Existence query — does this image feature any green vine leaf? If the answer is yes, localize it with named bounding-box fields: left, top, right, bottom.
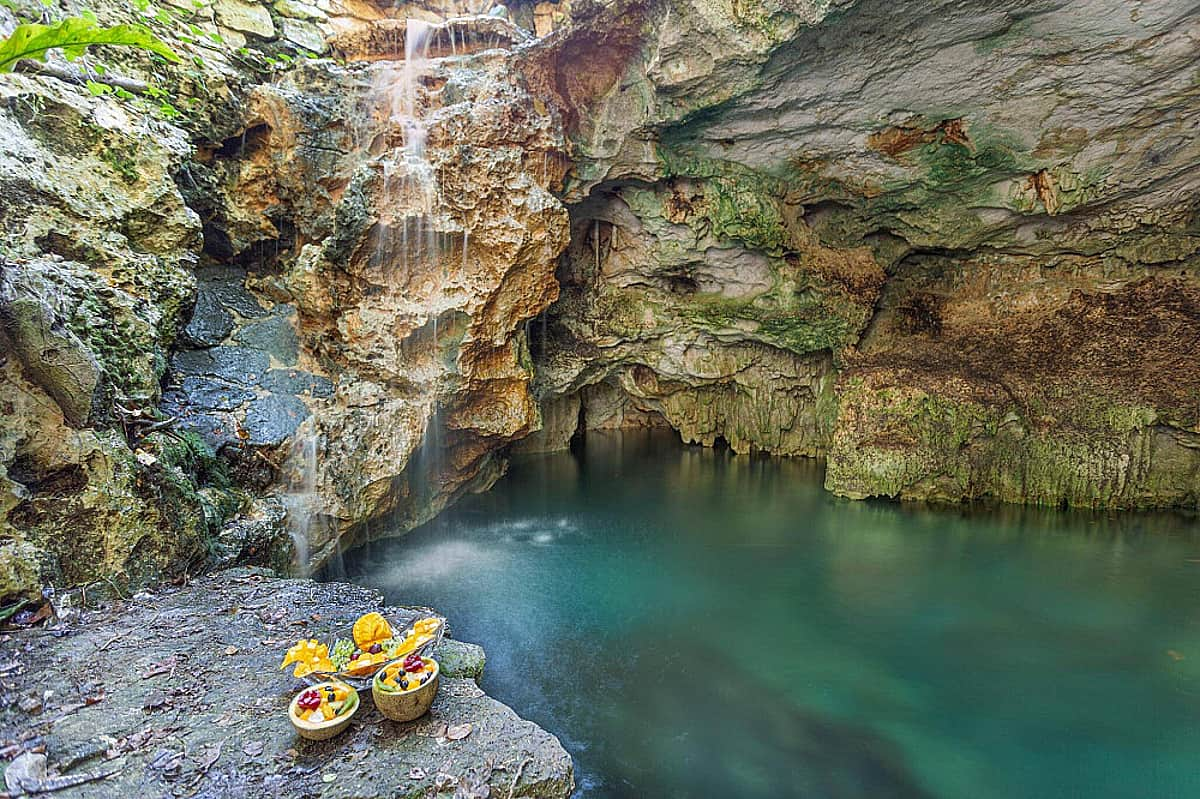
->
left=0, top=16, right=181, bottom=72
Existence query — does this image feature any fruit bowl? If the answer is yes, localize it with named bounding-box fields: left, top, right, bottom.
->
left=283, top=613, right=446, bottom=689
left=372, top=656, right=440, bottom=722
left=288, top=682, right=359, bottom=741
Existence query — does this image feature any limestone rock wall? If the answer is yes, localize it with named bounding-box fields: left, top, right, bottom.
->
left=177, top=50, right=570, bottom=566
left=525, top=0, right=1200, bottom=510
left=0, top=0, right=577, bottom=589
left=4, top=0, right=1200, bottom=600
left=0, top=69, right=239, bottom=599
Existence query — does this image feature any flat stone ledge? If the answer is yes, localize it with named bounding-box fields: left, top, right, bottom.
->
left=0, top=569, right=573, bottom=798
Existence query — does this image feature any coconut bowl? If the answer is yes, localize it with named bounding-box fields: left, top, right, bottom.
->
left=289, top=682, right=360, bottom=741
left=372, top=658, right=440, bottom=722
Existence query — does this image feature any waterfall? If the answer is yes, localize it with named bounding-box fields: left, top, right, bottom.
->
left=281, top=422, right=321, bottom=576
left=369, top=17, right=461, bottom=514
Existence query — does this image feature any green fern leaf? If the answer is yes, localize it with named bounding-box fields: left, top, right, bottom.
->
left=0, top=16, right=180, bottom=73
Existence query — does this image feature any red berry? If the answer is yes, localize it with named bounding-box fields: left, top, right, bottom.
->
left=297, top=689, right=322, bottom=711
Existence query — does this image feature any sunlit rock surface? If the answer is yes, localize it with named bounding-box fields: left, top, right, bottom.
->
left=182, top=37, right=570, bottom=564
left=2, top=0, right=1200, bottom=597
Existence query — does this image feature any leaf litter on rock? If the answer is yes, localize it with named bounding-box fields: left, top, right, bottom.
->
left=455, top=769, right=491, bottom=799
left=139, top=656, right=178, bottom=679
left=142, top=691, right=170, bottom=711
left=195, top=742, right=223, bottom=771
left=4, top=752, right=118, bottom=795
left=445, top=723, right=473, bottom=741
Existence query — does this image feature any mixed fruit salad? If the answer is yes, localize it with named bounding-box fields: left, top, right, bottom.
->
left=292, top=682, right=358, bottom=724
left=375, top=653, right=437, bottom=693
left=279, top=612, right=443, bottom=679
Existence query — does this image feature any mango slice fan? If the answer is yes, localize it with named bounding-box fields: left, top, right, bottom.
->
left=279, top=613, right=444, bottom=679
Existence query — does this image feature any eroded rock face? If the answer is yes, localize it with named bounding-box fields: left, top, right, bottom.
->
left=525, top=0, right=1200, bottom=509
left=5, top=0, right=1200, bottom=598
left=0, top=0, right=574, bottom=587
left=172, top=27, right=570, bottom=565
left=0, top=71, right=242, bottom=595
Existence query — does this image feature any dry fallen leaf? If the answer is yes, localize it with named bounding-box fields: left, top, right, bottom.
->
left=456, top=773, right=492, bottom=799
left=196, top=742, right=223, bottom=771
left=445, top=723, right=473, bottom=741
left=142, top=691, right=169, bottom=711
left=139, top=656, right=177, bottom=679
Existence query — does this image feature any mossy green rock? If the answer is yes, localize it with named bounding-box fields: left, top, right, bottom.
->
left=0, top=540, right=42, bottom=604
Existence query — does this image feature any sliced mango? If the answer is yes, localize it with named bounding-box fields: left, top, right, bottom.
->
left=281, top=639, right=334, bottom=678
left=352, top=612, right=393, bottom=649
left=387, top=618, right=442, bottom=658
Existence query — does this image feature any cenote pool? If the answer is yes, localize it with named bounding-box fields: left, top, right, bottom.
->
left=333, top=430, right=1200, bottom=798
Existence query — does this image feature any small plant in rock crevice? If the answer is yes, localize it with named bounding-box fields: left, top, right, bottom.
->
left=0, top=0, right=320, bottom=123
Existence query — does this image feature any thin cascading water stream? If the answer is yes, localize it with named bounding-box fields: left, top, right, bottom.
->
left=281, top=425, right=321, bottom=575
left=367, top=17, right=465, bottom=516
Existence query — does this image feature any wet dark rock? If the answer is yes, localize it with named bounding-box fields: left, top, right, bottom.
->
left=261, top=368, right=335, bottom=398
left=167, top=405, right=241, bottom=450
left=211, top=497, right=291, bottom=570
left=243, top=393, right=310, bottom=446
left=176, top=376, right=256, bottom=411
left=183, top=290, right=235, bottom=347
left=0, top=569, right=574, bottom=799
left=232, top=310, right=300, bottom=365
left=171, top=346, right=271, bottom=385
left=197, top=266, right=270, bottom=319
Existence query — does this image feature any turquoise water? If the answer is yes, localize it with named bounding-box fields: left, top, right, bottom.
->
left=335, top=431, right=1200, bottom=798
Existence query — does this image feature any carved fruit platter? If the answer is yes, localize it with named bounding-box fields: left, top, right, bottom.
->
left=280, top=611, right=446, bottom=690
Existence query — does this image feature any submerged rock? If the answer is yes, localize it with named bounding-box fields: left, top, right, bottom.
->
left=0, top=569, right=573, bottom=798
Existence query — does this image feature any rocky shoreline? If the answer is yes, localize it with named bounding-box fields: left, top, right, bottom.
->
left=0, top=569, right=574, bottom=798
